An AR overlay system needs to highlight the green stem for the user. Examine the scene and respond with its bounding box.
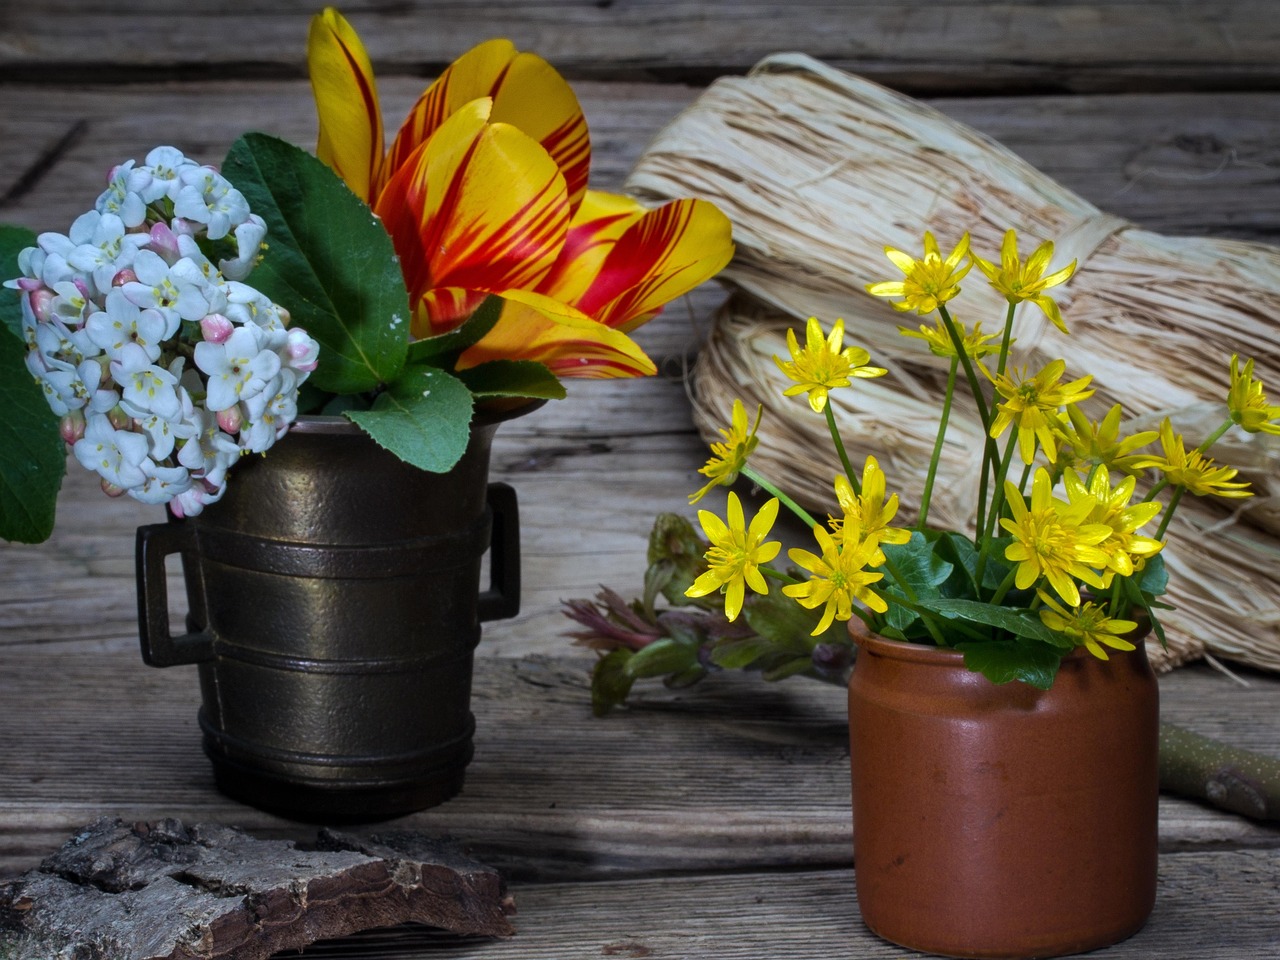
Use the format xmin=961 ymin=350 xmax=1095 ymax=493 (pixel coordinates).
xmin=879 ymin=555 xmax=949 ymax=647
xmin=825 ymin=403 xmax=859 ymax=496
xmin=1154 ymin=486 xmax=1185 ymax=542
xmin=761 ymin=566 xmax=802 ymax=586
xmin=743 ymin=466 xmax=821 ymax=531
xmin=938 ymin=305 xmax=1000 ymax=536
xmin=995 ymin=301 xmax=1017 ymax=378
xmin=1196 ymin=418 xmax=1234 ymax=454
xmin=988 ymin=565 xmax=1020 ymax=608
xmin=917 ymin=357 xmax=958 ymax=530
xmin=974 ymin=430 xmax=1021 ymax=593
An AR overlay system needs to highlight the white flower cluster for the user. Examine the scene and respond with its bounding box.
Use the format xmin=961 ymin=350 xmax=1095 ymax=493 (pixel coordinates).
xmin=6 ymin=146 xmax=320 ymax=516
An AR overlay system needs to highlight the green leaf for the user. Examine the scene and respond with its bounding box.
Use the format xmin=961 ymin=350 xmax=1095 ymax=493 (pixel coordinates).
xmin=0 ymin=225 xmax=37 ymax=341
xmin=882 ymin=531 xmax=953 ymax=589
xmin=956 ymin=639 xmax=1062 ymax=689
xmin=625 ymin=637 xmax=699 ymax=678
xmin=456 ymin=359 xmax=566 ymax=400
xmin=664 ymin=664 xmax=709 ymax=689
xmin=344 ymin=365 xmax=473 ymax=472
xmin=645 ymin=513 xmax=712 ymax=608
xmin=222 ymin=133 xmax=409 ymax=395
xmin=592 ymin=649 xmax=637 ymax=716
xmin=709 ymin=636 xmax=780 ymax=670
xmin=761 ymin=656 xmax=818 ymax=682
xmin=406 ymin=293 xmax=504 ymax=365
xmin=915 ymin=596 xmax=1070 ymax=647
xmin=743 ymin=589 xmax=835 ymax=651
xmin=0 ymin=228 xmax=65 ymax=544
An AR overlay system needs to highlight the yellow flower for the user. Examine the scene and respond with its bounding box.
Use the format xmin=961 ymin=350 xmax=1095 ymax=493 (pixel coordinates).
xmin=1062 ymin=469 xmax=1163 ymax=579
xmin=1001 ymin=468 xmax=1111 ymax=607
xmin=830 ymin=457 xmax=911 ymax=548
xmin=987 ymin=359 xmax=1094 ymax=465
xmin=972 ymin=229 xmax=1077 ymax=334
xmin=689 ymin=400 xmax=762 ymax=504
xmin=898 ymin=316 xmax=1002 ymax=360
xmin=783 ymin=523 xmax=888 ymax=635
xmin=685 ymin=492 xmax=782 ymax=621
xmin=1050 ymin=404 xmax=1157 ymax=477
xmin=1135 ymin=418 xmax=1253 ymax=499
xmin=775 ymin=316 xmax=887 ymax=413
xmin=866 ymin=231 xmax=971 ymax=315
xmin=1037 ymin=591 xmax=1138 ymax=661
xmin=1228 ymin=354 xmax=1280 ymax=435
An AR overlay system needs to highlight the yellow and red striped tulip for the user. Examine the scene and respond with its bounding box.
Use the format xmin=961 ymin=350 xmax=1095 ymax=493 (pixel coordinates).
xmin=307 ymin=8 xmax=733 ymax=379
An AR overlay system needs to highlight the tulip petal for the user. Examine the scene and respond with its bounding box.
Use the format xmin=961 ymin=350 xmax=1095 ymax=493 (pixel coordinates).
xmin=458 ymin=289 xmax=657 ymax=379
xmin=537 ymin=190 xmax=645 ymax=305
xmin=376 ymin=99 xmax=570 ymax=336
xmin=571 ymin=198 xmax=735 ymax=332
xmin=307 ymin=7 xmax=384 ymax=202
xmin=382 ymin=40 xmax=590 ymax=212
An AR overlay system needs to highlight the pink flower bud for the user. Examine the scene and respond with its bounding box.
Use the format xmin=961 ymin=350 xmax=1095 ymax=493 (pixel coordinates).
xmin=101 ymin=478 xmax=126 ymax=498
xmin=59 ymin=410 xmax=86 ymax=445
xmin=111 ymin=268 xmax=138 ymax=287
xmin=73 ymin=278 xmax=92 ymax=301
xmin=15 ymin=277 xmax=42 ymax=292
xmin=148 ymin=222 xmax=181 ymax=263
xmin=217 ymin=406 xmax=243 ymax=434
xmin=29 ymin=288 xmax=54 ymax=323
xmin=200 ymin=313 xmax=235 ymax=344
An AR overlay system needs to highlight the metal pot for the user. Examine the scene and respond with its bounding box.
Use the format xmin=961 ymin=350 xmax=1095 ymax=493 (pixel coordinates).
xmin=135 ymin=407 xmax=531 ymax=821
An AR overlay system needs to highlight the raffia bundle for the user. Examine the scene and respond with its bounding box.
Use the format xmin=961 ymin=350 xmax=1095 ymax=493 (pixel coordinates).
xmin=627 ymin=53 xmax=1280 ymax=671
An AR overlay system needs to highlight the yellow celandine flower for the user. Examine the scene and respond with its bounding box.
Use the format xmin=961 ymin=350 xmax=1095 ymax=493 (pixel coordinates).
xmin=1135 ymin=419 xmax=1253 ymax=499
xmin=775 ymin=316 xmax=887 ymax=413
xmin=866 ymin=232 xmax=972 ymax=315
xmin=1001 ymin=468 xmax=1111 ymax=607
xmin=689 ymin=399 xmax=763 ymax=505
xmin=1050 ymin=404 xmax=1157 ymax=477
xmin=972 ymin=229 xmax=1077 ymax=334
xmin=783 ymin=523 xmax=888 ymax=635
xmin=1062 ymin=469 xmax=1163 ymax=579
xmin=898 ymin=316 xmax=1002 ymax=360
xmin=1036 ymin=591 xmax=1138 ymax=662
xmin=685 ymin=492 xmax=782 ymax=622
xmin=987 ymin=359 xmax=1094 ymax=465
xmin=830 ymin=458 xmax=911 ymax=548
xmin=1228 ymin=354 xmax=1280 ymax=435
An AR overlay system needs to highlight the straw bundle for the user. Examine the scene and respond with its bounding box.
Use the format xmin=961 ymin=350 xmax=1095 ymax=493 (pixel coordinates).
xmin=628 ymin=53 xmax=1280 ymax=671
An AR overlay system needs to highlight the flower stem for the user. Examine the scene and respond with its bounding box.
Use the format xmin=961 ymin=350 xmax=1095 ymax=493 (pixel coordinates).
xmin=974 ymin=430 xmax=1020 ymax=593
xmin=880 ymin=555 xmax=949 ymax=647
xmin=917 ymin=357 xmax=958 ymax=530
xmin=825 ymin=403 xmax=860 ymax=496
xmin=1154 ymin=485 xmax=1185 ymax=542
xmin=1196 ymin=418 xmax=1234 ymax=454
xmin=743 ymin=466 xmax=821 ymax=531
xmin=938 ymin=304 xmax=999 ymax=534
xmin=995 ymin=301 xmax=1017 ymax=378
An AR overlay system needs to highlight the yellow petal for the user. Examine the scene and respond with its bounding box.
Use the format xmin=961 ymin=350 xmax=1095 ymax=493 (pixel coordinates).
xmin=536 ymin=190 xmax=645 ymax=306
xmin=307 ymin=7 xmax=384 ymax=201
xmin=457 ymin=289 xmax=657 ymax=379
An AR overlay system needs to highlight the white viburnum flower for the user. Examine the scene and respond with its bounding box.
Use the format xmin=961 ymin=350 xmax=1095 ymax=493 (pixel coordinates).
xmin=176 ymin=408 xmax=241 ymax=488
xmin=219 ymin=215 xmax=267 ymax=281
xmin=110 ymin=342 xmax=183 ymax=421
xmin=138 ymin=146 xmax=196 ymax=203
xmin=122 ymin=250 xmax=214 ymax=324
xmin=173 ymin=166 xmax=250 ymax=241
xmin=130 ymin=461 xmax=194 ymax=505
xmin=73 ymin=413 xmax=151 ymax=490
xmin=96 ymin=161 xmax=149 ymax=228
xmin=194 ymin=324 xmax=281 ymax=411
xmin=85 ymin=289 xmax=172 ymax=362
xmin=240 ymin=369 xmax=299 ymax=453
xmin=66 ymin=211 xmax=150 ymax=294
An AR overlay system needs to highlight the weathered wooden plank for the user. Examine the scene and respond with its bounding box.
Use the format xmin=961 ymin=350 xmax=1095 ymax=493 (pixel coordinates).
xmin=2 ymin=2 xmax=1277 ymax=94
xmin=225 ymin=852 xmax=1280 ymax=959
xmin=1 ymin=651 xmax=1277 ymax=882
xmin=3 ymin=82 xmax=1278 ymax=244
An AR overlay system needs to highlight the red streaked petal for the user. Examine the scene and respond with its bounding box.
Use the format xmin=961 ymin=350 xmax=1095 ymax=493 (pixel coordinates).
xmin=307 ymin=7 xmax=384 ymax=201
xmin=459 ymin=290 xmax=657 ymax=379
xmin=381 ymin=40 xmax=590 ymax=212
xmin=537 ymin=190 xmax=645 ymax=305
xmin=572 ymin=198 xmax=735 ymax=331
xmin=375 ymin=100 xmax=571 ymax=335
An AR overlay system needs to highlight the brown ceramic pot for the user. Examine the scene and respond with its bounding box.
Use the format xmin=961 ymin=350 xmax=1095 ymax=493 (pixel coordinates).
xmin=847 ymin=621 xmax=1159 ymax=959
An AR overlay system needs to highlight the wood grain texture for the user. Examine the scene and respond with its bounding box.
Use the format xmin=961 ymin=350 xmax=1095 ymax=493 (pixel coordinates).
xmin=3 ymin=2 xmax=1278 ymax=94
xmin=2 ymin=650 xmax=1277 ymax=882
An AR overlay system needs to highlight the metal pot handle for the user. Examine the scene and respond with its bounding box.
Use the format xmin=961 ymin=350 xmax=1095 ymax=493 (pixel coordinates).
xmin=478 ymin=481 xmax=521 ymax=622
xmin=135 ymin=521 xmax=215 ymax=667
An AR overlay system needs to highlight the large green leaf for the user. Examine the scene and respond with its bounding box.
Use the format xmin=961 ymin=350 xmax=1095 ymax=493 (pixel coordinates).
xmin=625 ymin=637 xmax=700 ymax=678
xmin=344 ymin=365 xmax=473 ymax=472
xmin=915 ymin=596 xmax=1071 ymax=647
xmin=955 ymin=639 xmax=1062 ymax=689
xmin=456 ymin=359 xmax=566 ymax=400
xmin=0 ymin=226 xmax=65 ymax=543
xmin=406 ymin=293 xmax=504 ymax=366
xmin=222 ymin=133 xmax=409 ymax=395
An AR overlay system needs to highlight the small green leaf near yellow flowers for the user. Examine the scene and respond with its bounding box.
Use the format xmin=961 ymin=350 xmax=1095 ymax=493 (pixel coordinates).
xmin=1228 ymin=354 xmax=1280 ymax=435
xmin=971 ymin=228 xmax=1077 ymax=334
xmin=867 ymin=231 xmax=971 ymax=315
xmin=689 ymin=399 xmax=762 ymax=505
xmin=956 ymin=639 xmax=1063 ymax=690
xmin=774 ymin=315 xmax=886 ymax=413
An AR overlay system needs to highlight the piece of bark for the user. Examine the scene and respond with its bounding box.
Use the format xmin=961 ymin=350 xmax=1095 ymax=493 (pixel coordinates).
xmin=0 ymin=817 xmax=514 ymax=959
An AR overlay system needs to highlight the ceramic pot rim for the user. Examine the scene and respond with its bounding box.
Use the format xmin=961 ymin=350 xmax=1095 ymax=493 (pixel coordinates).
xmin=288 ymin=398 xmax=546 ymax=436
xmin=847 ymin=618 xmax=1096 ymax=666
